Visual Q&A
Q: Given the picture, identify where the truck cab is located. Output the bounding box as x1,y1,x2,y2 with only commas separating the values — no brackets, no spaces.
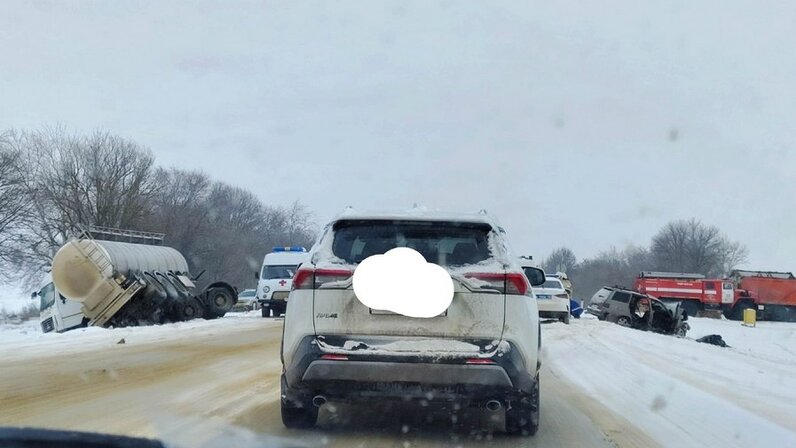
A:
33,274,86,333
256,247,309,317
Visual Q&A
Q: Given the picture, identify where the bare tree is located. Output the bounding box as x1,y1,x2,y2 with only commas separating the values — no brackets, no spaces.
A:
7,128,158,279
0,133,32,278
570,245,651,301
543,247,577,274
3,128,318,291
141,168,317,289
651,219,747,277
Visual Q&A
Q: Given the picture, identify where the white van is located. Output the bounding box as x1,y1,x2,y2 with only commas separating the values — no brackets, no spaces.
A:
33,273,86,333
256,246,309,317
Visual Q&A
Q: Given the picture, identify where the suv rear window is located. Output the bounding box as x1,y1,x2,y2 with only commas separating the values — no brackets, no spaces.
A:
590,288,611,304
611,291,632,303
331,220,492,266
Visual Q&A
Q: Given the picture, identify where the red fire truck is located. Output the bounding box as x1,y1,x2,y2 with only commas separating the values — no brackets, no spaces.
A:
634,272,734,317
635,270,796,321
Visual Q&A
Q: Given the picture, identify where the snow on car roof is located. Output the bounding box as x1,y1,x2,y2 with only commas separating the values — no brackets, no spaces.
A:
310,208,513,273
331,207,501,227
517,258,539,268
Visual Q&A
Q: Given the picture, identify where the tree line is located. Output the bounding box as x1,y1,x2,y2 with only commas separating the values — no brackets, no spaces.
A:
0,128,316,290
542,219,749,301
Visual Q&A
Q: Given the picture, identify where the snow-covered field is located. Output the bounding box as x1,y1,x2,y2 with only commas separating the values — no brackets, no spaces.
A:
1,313,795,447
544,316,796,447
0,282,29,315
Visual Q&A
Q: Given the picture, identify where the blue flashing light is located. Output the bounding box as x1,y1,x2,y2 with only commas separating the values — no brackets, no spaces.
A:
272,246,307,253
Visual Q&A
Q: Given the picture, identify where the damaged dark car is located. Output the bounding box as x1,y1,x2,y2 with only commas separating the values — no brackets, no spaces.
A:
587,287,690,337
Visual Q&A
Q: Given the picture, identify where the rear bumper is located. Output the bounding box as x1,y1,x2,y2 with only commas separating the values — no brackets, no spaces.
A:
258,299,286,309
302,360,512,387
537,298,569,314
232,299,257,310
586,305,604,317
283,335,535,404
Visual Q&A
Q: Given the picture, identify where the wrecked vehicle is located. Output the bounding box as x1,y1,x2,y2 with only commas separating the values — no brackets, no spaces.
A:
588,287,690,337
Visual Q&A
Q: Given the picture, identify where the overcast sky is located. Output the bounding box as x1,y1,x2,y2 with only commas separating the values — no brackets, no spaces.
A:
2,0,795,270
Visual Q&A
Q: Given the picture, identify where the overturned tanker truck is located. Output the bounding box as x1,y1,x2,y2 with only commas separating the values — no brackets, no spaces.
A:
47,227,238,330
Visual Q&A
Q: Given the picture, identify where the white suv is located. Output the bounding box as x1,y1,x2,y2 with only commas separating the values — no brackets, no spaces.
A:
280,211,545,436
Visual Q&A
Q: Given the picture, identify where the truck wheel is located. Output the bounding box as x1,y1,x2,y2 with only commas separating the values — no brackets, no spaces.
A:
560,313,570,325
506,376,540,436
730,301,754,321
205,287,235,316
181,298,204,321
261,306,272,318
681,301,700,318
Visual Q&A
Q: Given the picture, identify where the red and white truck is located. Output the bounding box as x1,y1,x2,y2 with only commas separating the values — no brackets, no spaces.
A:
634,272,733,318
634,270,796,321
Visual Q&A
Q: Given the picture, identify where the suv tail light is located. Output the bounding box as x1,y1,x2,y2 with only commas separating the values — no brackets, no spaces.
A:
465,358,496,365
293,267,314,290
463,272,530,296
292,267,354,290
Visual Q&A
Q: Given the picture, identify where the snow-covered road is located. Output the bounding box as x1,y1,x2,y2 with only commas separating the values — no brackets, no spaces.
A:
1,314,794,447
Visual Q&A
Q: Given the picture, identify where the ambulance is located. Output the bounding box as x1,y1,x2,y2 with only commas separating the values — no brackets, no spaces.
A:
256,246,309,317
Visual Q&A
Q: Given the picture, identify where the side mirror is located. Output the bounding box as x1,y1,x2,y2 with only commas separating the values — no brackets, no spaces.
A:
31,291,38,299
254,271,260,280
524,267,546,287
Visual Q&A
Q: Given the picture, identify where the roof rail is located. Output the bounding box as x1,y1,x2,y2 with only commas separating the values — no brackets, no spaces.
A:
82,225,166,246
638,271,705,280
730,270,795,280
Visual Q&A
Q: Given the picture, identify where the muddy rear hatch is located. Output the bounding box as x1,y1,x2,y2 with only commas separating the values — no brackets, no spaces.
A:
303,219,513,357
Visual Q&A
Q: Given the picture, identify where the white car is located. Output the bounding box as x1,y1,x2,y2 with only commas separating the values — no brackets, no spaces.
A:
232,289,258,311
280,210,545,436
531,275,571,324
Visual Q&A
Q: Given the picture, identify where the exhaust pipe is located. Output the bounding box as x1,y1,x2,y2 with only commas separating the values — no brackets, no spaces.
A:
485,400,502,412
312,395,327,407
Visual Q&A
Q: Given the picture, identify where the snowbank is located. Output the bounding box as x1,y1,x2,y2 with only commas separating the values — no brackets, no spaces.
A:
543,318,796,447
0,310,269,361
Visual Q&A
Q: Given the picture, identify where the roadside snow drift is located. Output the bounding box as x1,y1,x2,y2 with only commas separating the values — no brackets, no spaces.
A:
543,317,796,447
